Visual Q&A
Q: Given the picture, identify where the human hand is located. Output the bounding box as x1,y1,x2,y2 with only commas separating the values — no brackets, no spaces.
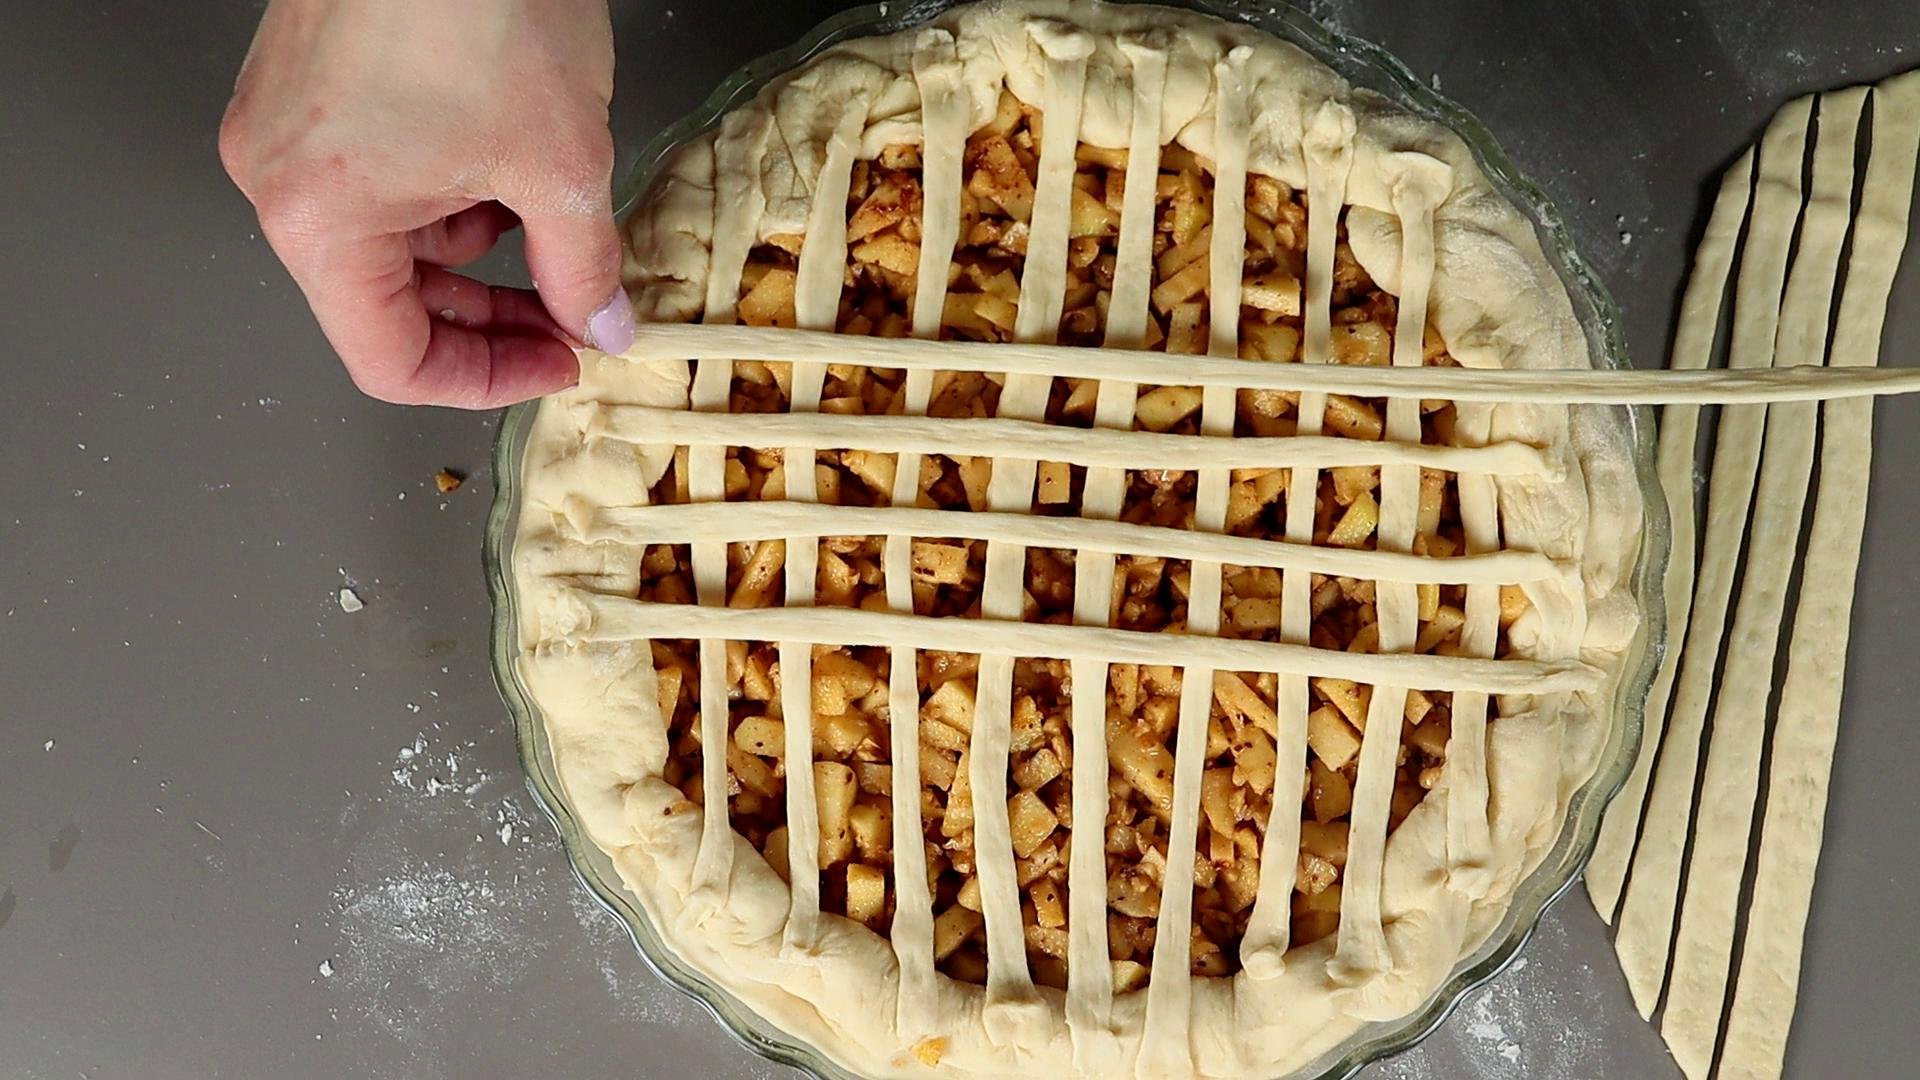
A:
219,0,634,408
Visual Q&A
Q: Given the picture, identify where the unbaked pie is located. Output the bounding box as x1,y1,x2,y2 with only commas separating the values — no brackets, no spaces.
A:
508,0,1646,1075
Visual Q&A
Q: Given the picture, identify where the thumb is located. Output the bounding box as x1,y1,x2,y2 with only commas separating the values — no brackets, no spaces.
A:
520,205,633,354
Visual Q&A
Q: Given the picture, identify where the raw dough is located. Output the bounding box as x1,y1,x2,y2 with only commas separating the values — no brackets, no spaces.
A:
510,1,1647,1076
1718,69,1920,1080
1661,86,1865,1079
1584,146,1753,919
1611,96,1811,1018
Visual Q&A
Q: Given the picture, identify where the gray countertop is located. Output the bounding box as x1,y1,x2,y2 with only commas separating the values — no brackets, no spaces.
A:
3,2,1918,1077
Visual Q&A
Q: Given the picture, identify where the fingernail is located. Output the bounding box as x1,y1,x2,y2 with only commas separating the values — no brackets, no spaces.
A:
586,290,635,354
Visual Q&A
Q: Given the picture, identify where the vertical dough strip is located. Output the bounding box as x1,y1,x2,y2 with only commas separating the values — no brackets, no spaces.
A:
779,101,868,957
1612,96,1812,1017
1332,151,1453,986
1241,100,1355,977
970,24,1091,1034
688,111,773,910
1140,47,1250,1078
1064,32,1165,1061
1659,88,1865,1080
1585,148,1756,920
885,30,966,1040
1721,69,1920,1080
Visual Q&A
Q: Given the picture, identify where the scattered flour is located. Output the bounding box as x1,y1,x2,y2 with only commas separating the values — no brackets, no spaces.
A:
325,701,778,1076
1362,914,1609,1078
563,884,715,1031
388,729,492,799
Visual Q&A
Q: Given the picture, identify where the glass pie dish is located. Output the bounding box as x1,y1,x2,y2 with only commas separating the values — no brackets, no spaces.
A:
484,1,1670,1076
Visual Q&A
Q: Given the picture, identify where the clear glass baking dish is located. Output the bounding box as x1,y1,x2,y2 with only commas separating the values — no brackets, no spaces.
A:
484,2,1671,1076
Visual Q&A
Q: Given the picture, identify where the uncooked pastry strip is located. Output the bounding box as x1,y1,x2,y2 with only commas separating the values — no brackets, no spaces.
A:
1612,96,1812,1017
1720,69,1920,1080
1660,88,1865,1079
971,25,1092,1039
617,321,1920,404
687,109,772,910
1443,405,1503,893
560,591,1603,694
1065,35,1163,1064
1333,151,1454,986
576,502,1564,584
1140,47,1250,1077
778,99,870,957
1584,148,1755,919
1241,99,1355,977
582,404,1557,476
884,29,965,1042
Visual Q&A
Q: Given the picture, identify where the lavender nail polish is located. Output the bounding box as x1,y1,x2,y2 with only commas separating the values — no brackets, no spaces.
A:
586,290,636,354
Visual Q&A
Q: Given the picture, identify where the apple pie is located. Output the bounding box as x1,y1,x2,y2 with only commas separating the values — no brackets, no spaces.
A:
508,0,1646,1075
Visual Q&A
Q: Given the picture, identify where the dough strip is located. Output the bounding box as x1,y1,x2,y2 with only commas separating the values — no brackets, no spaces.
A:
1064,32,1166,1066
1612,95,1811,1017
616,322,1920,405
583,403,1558,476
1141,47,1250,1078
973,24,1092,1040
686,107,772,912
884,29,967,1042
1720,69,1920,1080
1660,87,1864,1079
778,98,870,958
575,502,1565,584
1241,99,1355,976
1332,151,1455,986
1585,147,1755,919
559,591,1604,694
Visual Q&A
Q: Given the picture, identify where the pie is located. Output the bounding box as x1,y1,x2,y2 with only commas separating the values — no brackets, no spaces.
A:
506,0,1647,1075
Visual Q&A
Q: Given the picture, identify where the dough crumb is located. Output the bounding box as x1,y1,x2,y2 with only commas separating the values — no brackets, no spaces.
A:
319,959,334,977
911,1037,948,1067
338,588,364,613
435,469,465,493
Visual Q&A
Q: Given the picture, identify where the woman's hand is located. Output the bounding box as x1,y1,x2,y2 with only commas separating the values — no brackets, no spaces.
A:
219,0,634,408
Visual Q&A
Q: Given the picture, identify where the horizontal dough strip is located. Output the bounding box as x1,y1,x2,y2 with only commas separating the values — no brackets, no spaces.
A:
572,500,1568,584
617,323,1920,405
551,589,1603,694
579,403,1555,476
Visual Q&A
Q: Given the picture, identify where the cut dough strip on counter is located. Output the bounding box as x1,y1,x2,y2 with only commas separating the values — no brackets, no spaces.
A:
1719,69,1920,1080
1585,66,1920,1080
1584,145,1754,920
1611,95,1812,1018
1660,86,1865,1080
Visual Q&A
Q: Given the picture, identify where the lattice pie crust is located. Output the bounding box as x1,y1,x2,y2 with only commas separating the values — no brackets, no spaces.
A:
509,1,1645,1075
